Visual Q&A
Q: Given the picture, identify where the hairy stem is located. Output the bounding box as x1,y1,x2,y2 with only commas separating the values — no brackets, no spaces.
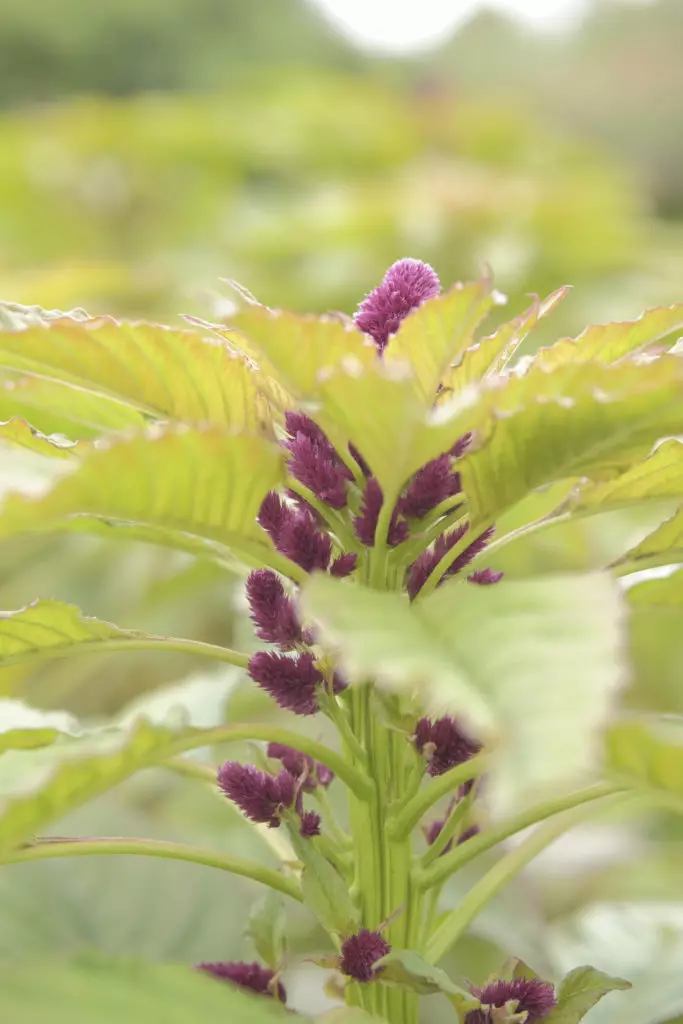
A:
387,755,488,840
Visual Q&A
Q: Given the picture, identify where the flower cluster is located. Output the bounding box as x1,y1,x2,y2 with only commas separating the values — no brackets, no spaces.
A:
425,799,481,855
197,960,286,1002
414,715,481,778
465,977,557,1023
339,929,391,983
217,759,322,837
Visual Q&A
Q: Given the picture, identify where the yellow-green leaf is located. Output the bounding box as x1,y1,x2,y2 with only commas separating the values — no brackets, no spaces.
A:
388,280,494,400
0,728,61,755
0,375,145,437
0,427,286,565
627,567,683,607
535,302,683,369
460,357,683,528
544,966,631,1023
617,506,683,574
0,417,80,459
575,440,683,511
0,317,272,431
606,718,683,813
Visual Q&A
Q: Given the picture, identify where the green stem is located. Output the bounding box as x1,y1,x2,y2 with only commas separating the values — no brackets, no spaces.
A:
416,781,625,890
287,478,360,553
3,837,302,901
418,517,496,600
421,790,474,868
163,758,217,785
387,755,488,840
0,636,251,673
163,724,373,801
398,503,468,566
370,495,396,589
425,792,635,963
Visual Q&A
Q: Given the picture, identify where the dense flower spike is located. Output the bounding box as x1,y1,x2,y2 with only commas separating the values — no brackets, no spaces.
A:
339,929,391,983
248,651,326,715
299,810,322,837
217,762,295,828
246,570,302,649
278,509,332,573
399,454,462,519
465,977,557,1023
267,742,334,788
354,258,441,352
415,716,482,778
407,523,499,599
258,491,288,545
284,413,352,510
468,568,505,586
450,432,473,459
349,441,371,477
330,552,358,578
354,477,409,548
197,961,286,1002
426,809,481,855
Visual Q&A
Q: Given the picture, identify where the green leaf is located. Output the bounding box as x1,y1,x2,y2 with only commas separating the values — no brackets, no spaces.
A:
377,949,471,997
246,891,287,970
316,1011,387,1023
302,572,625,815
289,830,359,939
626,568,683,607
0,375,144,437
0,599,247,692
0,417,81,458
0,316,272,430
0,727,62,755
0,957,295,1023
446,287,570,392
0,300,91,330
606,717,683,812
535,302,683,368
617,506,683,574
0,426,286,565
388,280,494,400
544,965,631,1023
460,357,683,528
576,440,683,511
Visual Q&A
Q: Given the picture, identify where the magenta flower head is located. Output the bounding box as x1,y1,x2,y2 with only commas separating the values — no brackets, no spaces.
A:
197,960,286,1002
354,477,408,548
355,258,441,353
284,412,351,511
399,454,462,520
330,552,358,578
246,570,302,649
339,929,391,983
267,742,334,788
426,809,481,855
407,523,499,600
465,977,557,1023
217,762,295,828
249,651,330,715
299,810,322,837
415,716,481,778
257,493,331,573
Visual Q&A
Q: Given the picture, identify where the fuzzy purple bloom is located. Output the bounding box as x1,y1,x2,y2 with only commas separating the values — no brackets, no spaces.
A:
278,509,332,573
450,432,473,459
468,568,504,586
339,929,391,983
249,651,325,715
354,477,408,548
246,570,302,649
406,523,498,599
399,454,462,519
449,526,496,577
425,807,480,856
465,977,557,1023
197,961,286,1002
217,762,295,828
355,258,441,353
415,716,481,778
258,491,288,545
267,742,334,789
299,810,322,837
285,414,352,512
330,552,358,578
349,442,371,477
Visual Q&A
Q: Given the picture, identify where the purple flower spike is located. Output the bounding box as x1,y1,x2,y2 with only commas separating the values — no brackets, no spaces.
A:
197,961,286,1002
449,526,496,578
465,977,557,1024
278,509,332,574
415,716,481,778
330,552,357,578
355,258,441,353
354,477,408,548
468,568,504,586
267,742,334,789
339,929,391,983
400,454,462,519
450,432,473,459
248,651,325,716
349,442,371,477
285,413,351,511
426,803,480,856
406,521,469,599
246,570,302,649
217,762,295,828
299,810,322,837
258,491,288,545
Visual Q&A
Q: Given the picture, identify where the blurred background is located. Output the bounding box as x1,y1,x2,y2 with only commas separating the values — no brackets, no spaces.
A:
1,1,683,1021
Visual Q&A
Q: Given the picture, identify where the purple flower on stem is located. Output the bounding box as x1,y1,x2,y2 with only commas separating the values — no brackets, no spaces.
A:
267,742,334,788
258,491,288,545
197,961,286,1002
339,929,391,983
415,716,481,778
468,568,504,586
407,523,498,599
330,552,358,578
284,413,351,510
217,762,295,828
450,432,473,459
355,258,441,353
248,651,326,716
465,977,557,1023
246,570,302,649
278,509,332,573
349,442,371,477
354,477,408,548
299,810,322,837
426,808,481,856
399,454,462,519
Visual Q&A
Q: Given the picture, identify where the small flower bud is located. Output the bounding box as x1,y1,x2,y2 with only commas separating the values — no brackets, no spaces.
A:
249,651,334,715
468,568,504,586
246,570,302,649
415,716,481,778
267,742,334,788
339,929,391,983
299,810,322,837
197,961,286,1002
217,762,295,828
355,258,441,353
465,977,557,1023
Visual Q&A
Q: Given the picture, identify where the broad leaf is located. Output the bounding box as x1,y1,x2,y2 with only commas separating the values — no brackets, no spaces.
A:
0,301,91,329
459,357,683,527
377,949,471,997
0,727,61,755
627,568,683,608
290,830,358,939
0,316,272,431
0,427,286,565
543,965,631,1023
247,891,287,970
0,375,144,437
0,957,294,1023
446,287,570,392
302,572,625,815
606,718,683,812
617,506,683,574
535,302,683,369
388,280,494,400
0,417,81,459
576,440,683,511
